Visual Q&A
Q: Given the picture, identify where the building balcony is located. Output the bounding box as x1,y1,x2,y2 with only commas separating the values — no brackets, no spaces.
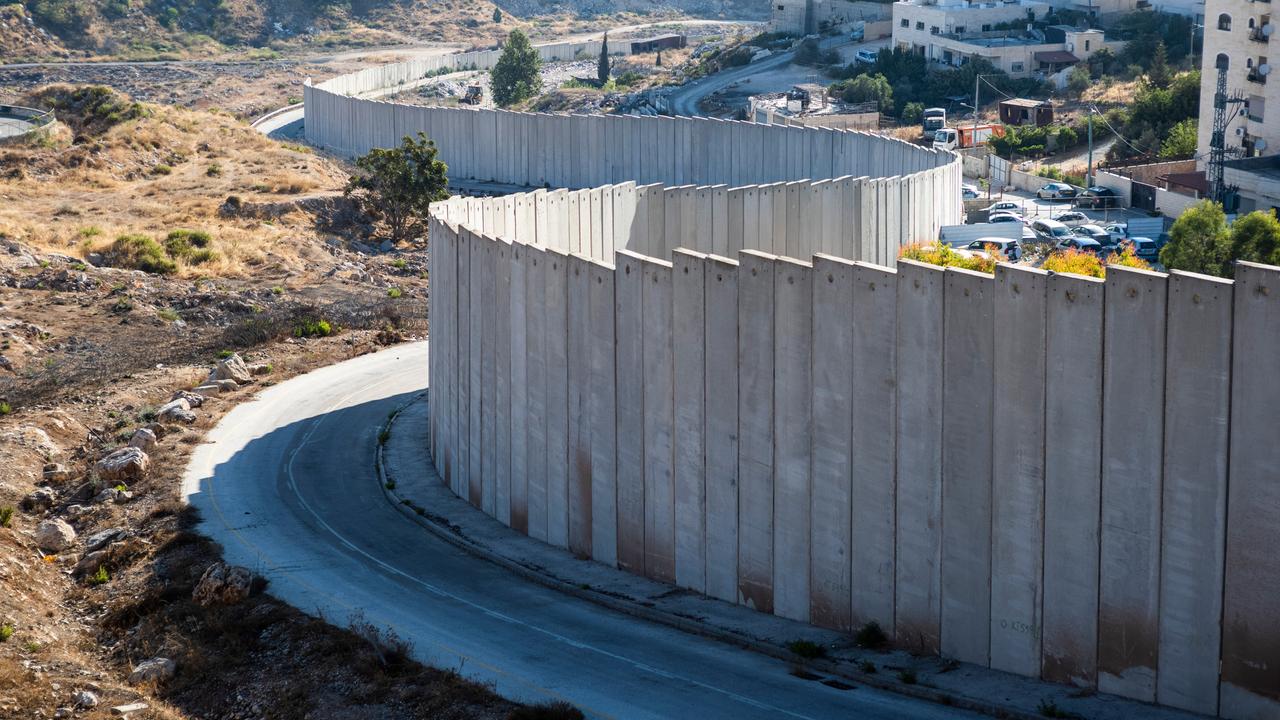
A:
1250,27,1272,42
1248,70,1269,83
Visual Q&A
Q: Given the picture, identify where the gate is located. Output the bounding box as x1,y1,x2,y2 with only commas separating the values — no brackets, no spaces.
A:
1131,180,1157,213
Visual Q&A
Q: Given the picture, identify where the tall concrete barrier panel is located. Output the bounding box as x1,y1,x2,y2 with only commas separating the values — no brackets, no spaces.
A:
509,242,529,534
480,239,497,516
738,250,776,614
1220,262,1280,720
524,245,549,542
704,254,740,604
1041,271,1104,688
545,250,571,549
810,254,854,631
940,268,994,667
614,250,647,575
773,256,813,623
588,260,618,567
494,239,513,525
1158,271,1231,715
567,254,594,558
894,260,943,653
642,256,676,584
849,261,897,630
1099,266,1167,702
672,249,708,593
468,233,483,508
711,186,729,257
990,265,1047,677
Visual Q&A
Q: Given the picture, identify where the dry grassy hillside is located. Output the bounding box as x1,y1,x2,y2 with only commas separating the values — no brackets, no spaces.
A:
2,0,767,62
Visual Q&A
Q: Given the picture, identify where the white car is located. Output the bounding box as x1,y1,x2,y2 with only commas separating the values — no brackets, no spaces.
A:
988,212,1024,224
961,184,981,200
854,48,879,64
1036,182,1077,200
1103,223,1128,242
984,201,1023,215
964,238,1021,261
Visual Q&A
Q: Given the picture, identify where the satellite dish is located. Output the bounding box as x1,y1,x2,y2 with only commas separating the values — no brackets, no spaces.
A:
1257,138,1269,151
1236,127,1246,136
1264,23,1275,36
1261,63,1272,75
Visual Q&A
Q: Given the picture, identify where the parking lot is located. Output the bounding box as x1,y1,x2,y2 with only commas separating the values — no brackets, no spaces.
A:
963,182,1149,227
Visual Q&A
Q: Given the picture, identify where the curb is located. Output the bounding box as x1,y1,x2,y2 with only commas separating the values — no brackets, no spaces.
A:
375,395,1049,720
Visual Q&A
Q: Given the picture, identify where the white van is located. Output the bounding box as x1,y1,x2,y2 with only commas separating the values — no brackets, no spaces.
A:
854,49,878,64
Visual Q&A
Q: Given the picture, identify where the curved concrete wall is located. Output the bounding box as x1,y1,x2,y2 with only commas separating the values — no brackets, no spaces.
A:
306,43,1280,720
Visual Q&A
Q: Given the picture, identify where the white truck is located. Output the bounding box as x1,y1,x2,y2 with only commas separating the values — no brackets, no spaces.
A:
931,123,1006,151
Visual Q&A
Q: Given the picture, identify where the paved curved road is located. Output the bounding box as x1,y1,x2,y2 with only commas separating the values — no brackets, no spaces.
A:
182,342,978,720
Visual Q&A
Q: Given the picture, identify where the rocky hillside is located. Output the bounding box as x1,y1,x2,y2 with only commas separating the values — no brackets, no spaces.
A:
2,0,768,62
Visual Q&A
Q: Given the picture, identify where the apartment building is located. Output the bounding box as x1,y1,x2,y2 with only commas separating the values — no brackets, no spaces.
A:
1197,0,1277,209
771,0,891,34
891,0,1117,76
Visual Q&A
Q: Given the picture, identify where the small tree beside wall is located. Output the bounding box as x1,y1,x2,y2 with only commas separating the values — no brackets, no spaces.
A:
344,133,450,243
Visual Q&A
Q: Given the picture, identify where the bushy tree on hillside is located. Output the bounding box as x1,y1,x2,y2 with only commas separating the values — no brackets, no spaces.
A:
1159,118,1197,159
1229,211,1280,267
491,29,542,107
1160,201,1232,277
344,133,450,242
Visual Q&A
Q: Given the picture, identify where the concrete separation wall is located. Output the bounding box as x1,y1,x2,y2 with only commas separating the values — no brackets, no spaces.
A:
318,45,1279,720
429,198,1280,720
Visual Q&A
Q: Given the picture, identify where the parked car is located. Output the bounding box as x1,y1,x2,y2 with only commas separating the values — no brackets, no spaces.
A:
1037,182,1077,199
965,238,1021,261
1031,218,1074,241
1073,224,1116,249
1021,226,1039,243
988,212,1024,224
1054,210,1090,226
1057,236,1104,254
1103,223,1128,243
1120,236,1160,262
984,200,1023,215
961,184,981,200
1077,186,1118,209
854,48,879,64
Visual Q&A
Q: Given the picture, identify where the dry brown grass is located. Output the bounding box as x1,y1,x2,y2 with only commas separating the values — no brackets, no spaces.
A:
0,86,348,280
1082,78,1140,105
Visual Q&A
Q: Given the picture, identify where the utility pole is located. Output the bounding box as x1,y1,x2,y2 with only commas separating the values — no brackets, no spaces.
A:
973,72,980,149
1086,105,1094,187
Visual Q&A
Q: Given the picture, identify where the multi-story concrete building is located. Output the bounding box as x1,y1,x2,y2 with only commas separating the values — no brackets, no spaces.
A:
1197,0,1278,212
890,0,1117,77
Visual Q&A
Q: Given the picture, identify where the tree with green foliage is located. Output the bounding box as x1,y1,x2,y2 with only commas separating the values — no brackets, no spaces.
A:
493,7,502,23
1148,41,1172,88
831,73,893,111
344,133,450,242
1229,211,1280,266
900,102,924,124
1159,118,1197,158
1067,64,1091,93
490,29,542,107
1160,200,1233,277
598,33,611,85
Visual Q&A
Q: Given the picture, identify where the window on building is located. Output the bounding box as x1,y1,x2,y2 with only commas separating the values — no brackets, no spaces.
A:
1085,40,1091,51
931,25,940,34
1249,94,1266,121
917,21,924,30
983,23,992,31
1012,61,1024,72
901,18,909,27
1217,52,1231,69
1219,13,1232,31
955,25,966,33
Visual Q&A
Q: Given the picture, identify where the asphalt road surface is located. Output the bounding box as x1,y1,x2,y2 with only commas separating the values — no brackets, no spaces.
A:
182,342,981,720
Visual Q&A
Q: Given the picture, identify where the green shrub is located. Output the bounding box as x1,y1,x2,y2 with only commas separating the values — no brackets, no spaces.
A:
89,565,110,586
786,639,826,659
206,163,223,177
293,319,334,338
157,308,179,322
0,506,13,528
78,226,102,238
152,164,173,176
0,624,12,642
387,287,402,299
217,349,234,359
107,234,175,274
855,621,888,649
0,401,10,415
